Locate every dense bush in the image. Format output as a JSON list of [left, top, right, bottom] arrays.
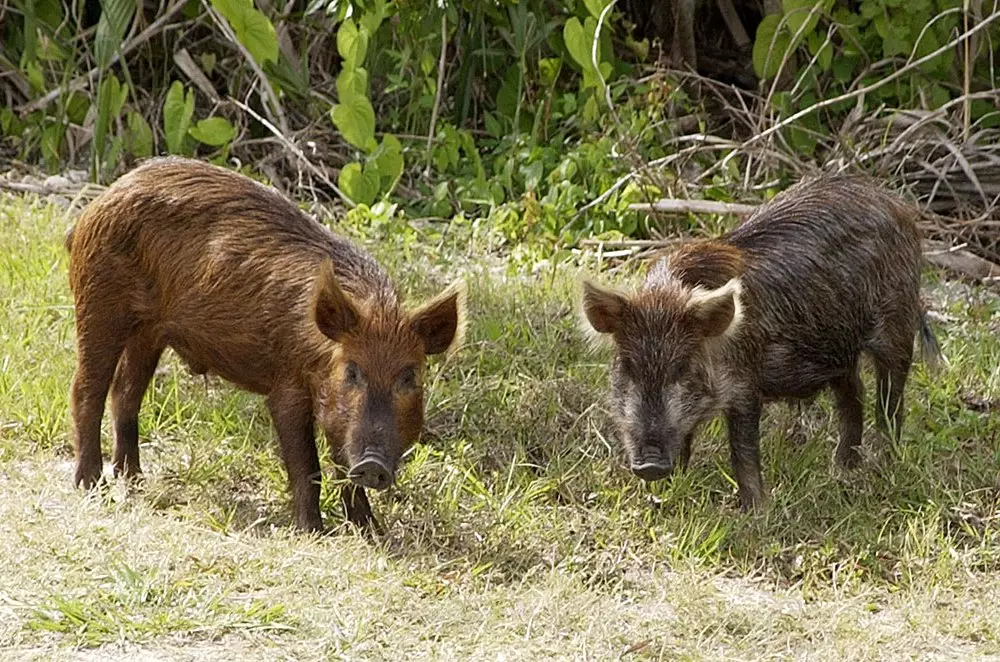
[[1, 0, 998, 242]]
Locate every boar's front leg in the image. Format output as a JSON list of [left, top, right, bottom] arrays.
[[831, 365, 864, 469], [725, 399, 765, 510], [267, 387, 324, 532]]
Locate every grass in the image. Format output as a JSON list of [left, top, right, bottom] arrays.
[[1, 191, 999, 660]]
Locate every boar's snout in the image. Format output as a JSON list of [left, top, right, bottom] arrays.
[[629, 444, 675, 482], [348, 452, 395, 491]]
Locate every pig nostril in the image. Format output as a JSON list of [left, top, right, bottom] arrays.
[[630, 461, 673, 482], [348, 455, 394, 491]]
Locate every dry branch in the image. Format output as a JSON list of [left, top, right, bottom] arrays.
[[924, 240, 1000, 282], [629, 199, 758, 215]]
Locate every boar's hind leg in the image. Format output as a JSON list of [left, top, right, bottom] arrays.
[[70, 302, 130, 489], [110, 333, 163, 479], [831, 365, 864, 469], [725, 400, 765, 511], [267, 388, 324, 532]]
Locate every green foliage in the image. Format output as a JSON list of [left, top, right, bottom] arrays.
[[125, 111, 154, 158], [3, 197, 1000, 658], [211, 0, 279, 65], [1, 0, 996, 244], [749, 0, 998, 161], [163, 81, 196, 156], [189, 117, 237, 147], [94, 0, 136, 70], [92, 75, 128, 179]]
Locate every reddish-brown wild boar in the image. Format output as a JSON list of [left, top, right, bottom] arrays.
[[579, 175, 941, 509], [66, 157, 465, 532]]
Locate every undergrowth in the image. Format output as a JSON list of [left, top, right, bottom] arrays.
[[1, 192, 999, 657]]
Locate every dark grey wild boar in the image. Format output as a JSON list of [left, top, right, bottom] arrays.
[[66, 157, 466, 532], [579, 175, 941, 509]]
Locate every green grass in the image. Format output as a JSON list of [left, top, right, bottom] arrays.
[[2, 192, 1000, 659]]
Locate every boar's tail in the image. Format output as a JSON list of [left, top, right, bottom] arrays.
[[919, 310, 946, 373], [63, 226, 75, 253]]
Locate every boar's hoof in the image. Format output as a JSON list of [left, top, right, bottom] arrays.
[[630, 461, 673, 482], [74, 461, 104, 490], [348, 454, 394, 491]]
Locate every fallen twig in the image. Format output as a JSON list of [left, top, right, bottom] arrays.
[[578, 239, 684, 249], [0, 179, 104, 198], [923, 239, 1000, 282], [629, 199, 758, 215]]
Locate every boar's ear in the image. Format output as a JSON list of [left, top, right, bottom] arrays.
[[685, 278, 743, 338], [579, 279, 629, 336], [312, 259, 362, 342], [410, 280, 467, 355]]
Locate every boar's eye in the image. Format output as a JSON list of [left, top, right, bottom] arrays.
[[395, 365, 418, 393], [344, 361, 366, 388]]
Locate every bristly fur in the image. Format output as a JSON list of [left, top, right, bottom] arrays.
[[64, 156, 466, 533], [667, 240, 745, 290], [579, 173, 937, 513]]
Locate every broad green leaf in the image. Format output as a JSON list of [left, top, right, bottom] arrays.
[[563, 17, 589, 70], [371, 134, 403, 189], [330, 95, 376, 152], [752, 14, 792, 80], [832, 53, 858, 83], [495, 67, 520, 121], [912, 15, 950, 75], [211, 0, 279, 65], [93, 75, 120, 175], [104, 135, 124, 174], [38, 34, 70, 61], [20, 1, 38, 68], [37, 0, 64, 29], [359, 0, 386, 35], [338, 162, 378, 206], [538, 57, 562, 88], [583, 0, 610, 19], [65, 93, 90, 125], [111, 78, 129, 117], [337, 18, 369, 68], [163, 81, 195, 155], [189, 116, 237, 146], [928, 84, 950, 110], [336, 68, 369, 102], [125, 112, 154, 157], [41, 123, 65, 170], [782, 0, 830, 42], [0, 108, 14, 135], [95, 0, 136, 70], [807, 32, 833, 72], [873, 15, 910, 57], [483, 112, 503, 139]]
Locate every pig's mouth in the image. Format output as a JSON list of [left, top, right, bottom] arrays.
[[348, 451, 395, 491], [629, 444, 674, 482]]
